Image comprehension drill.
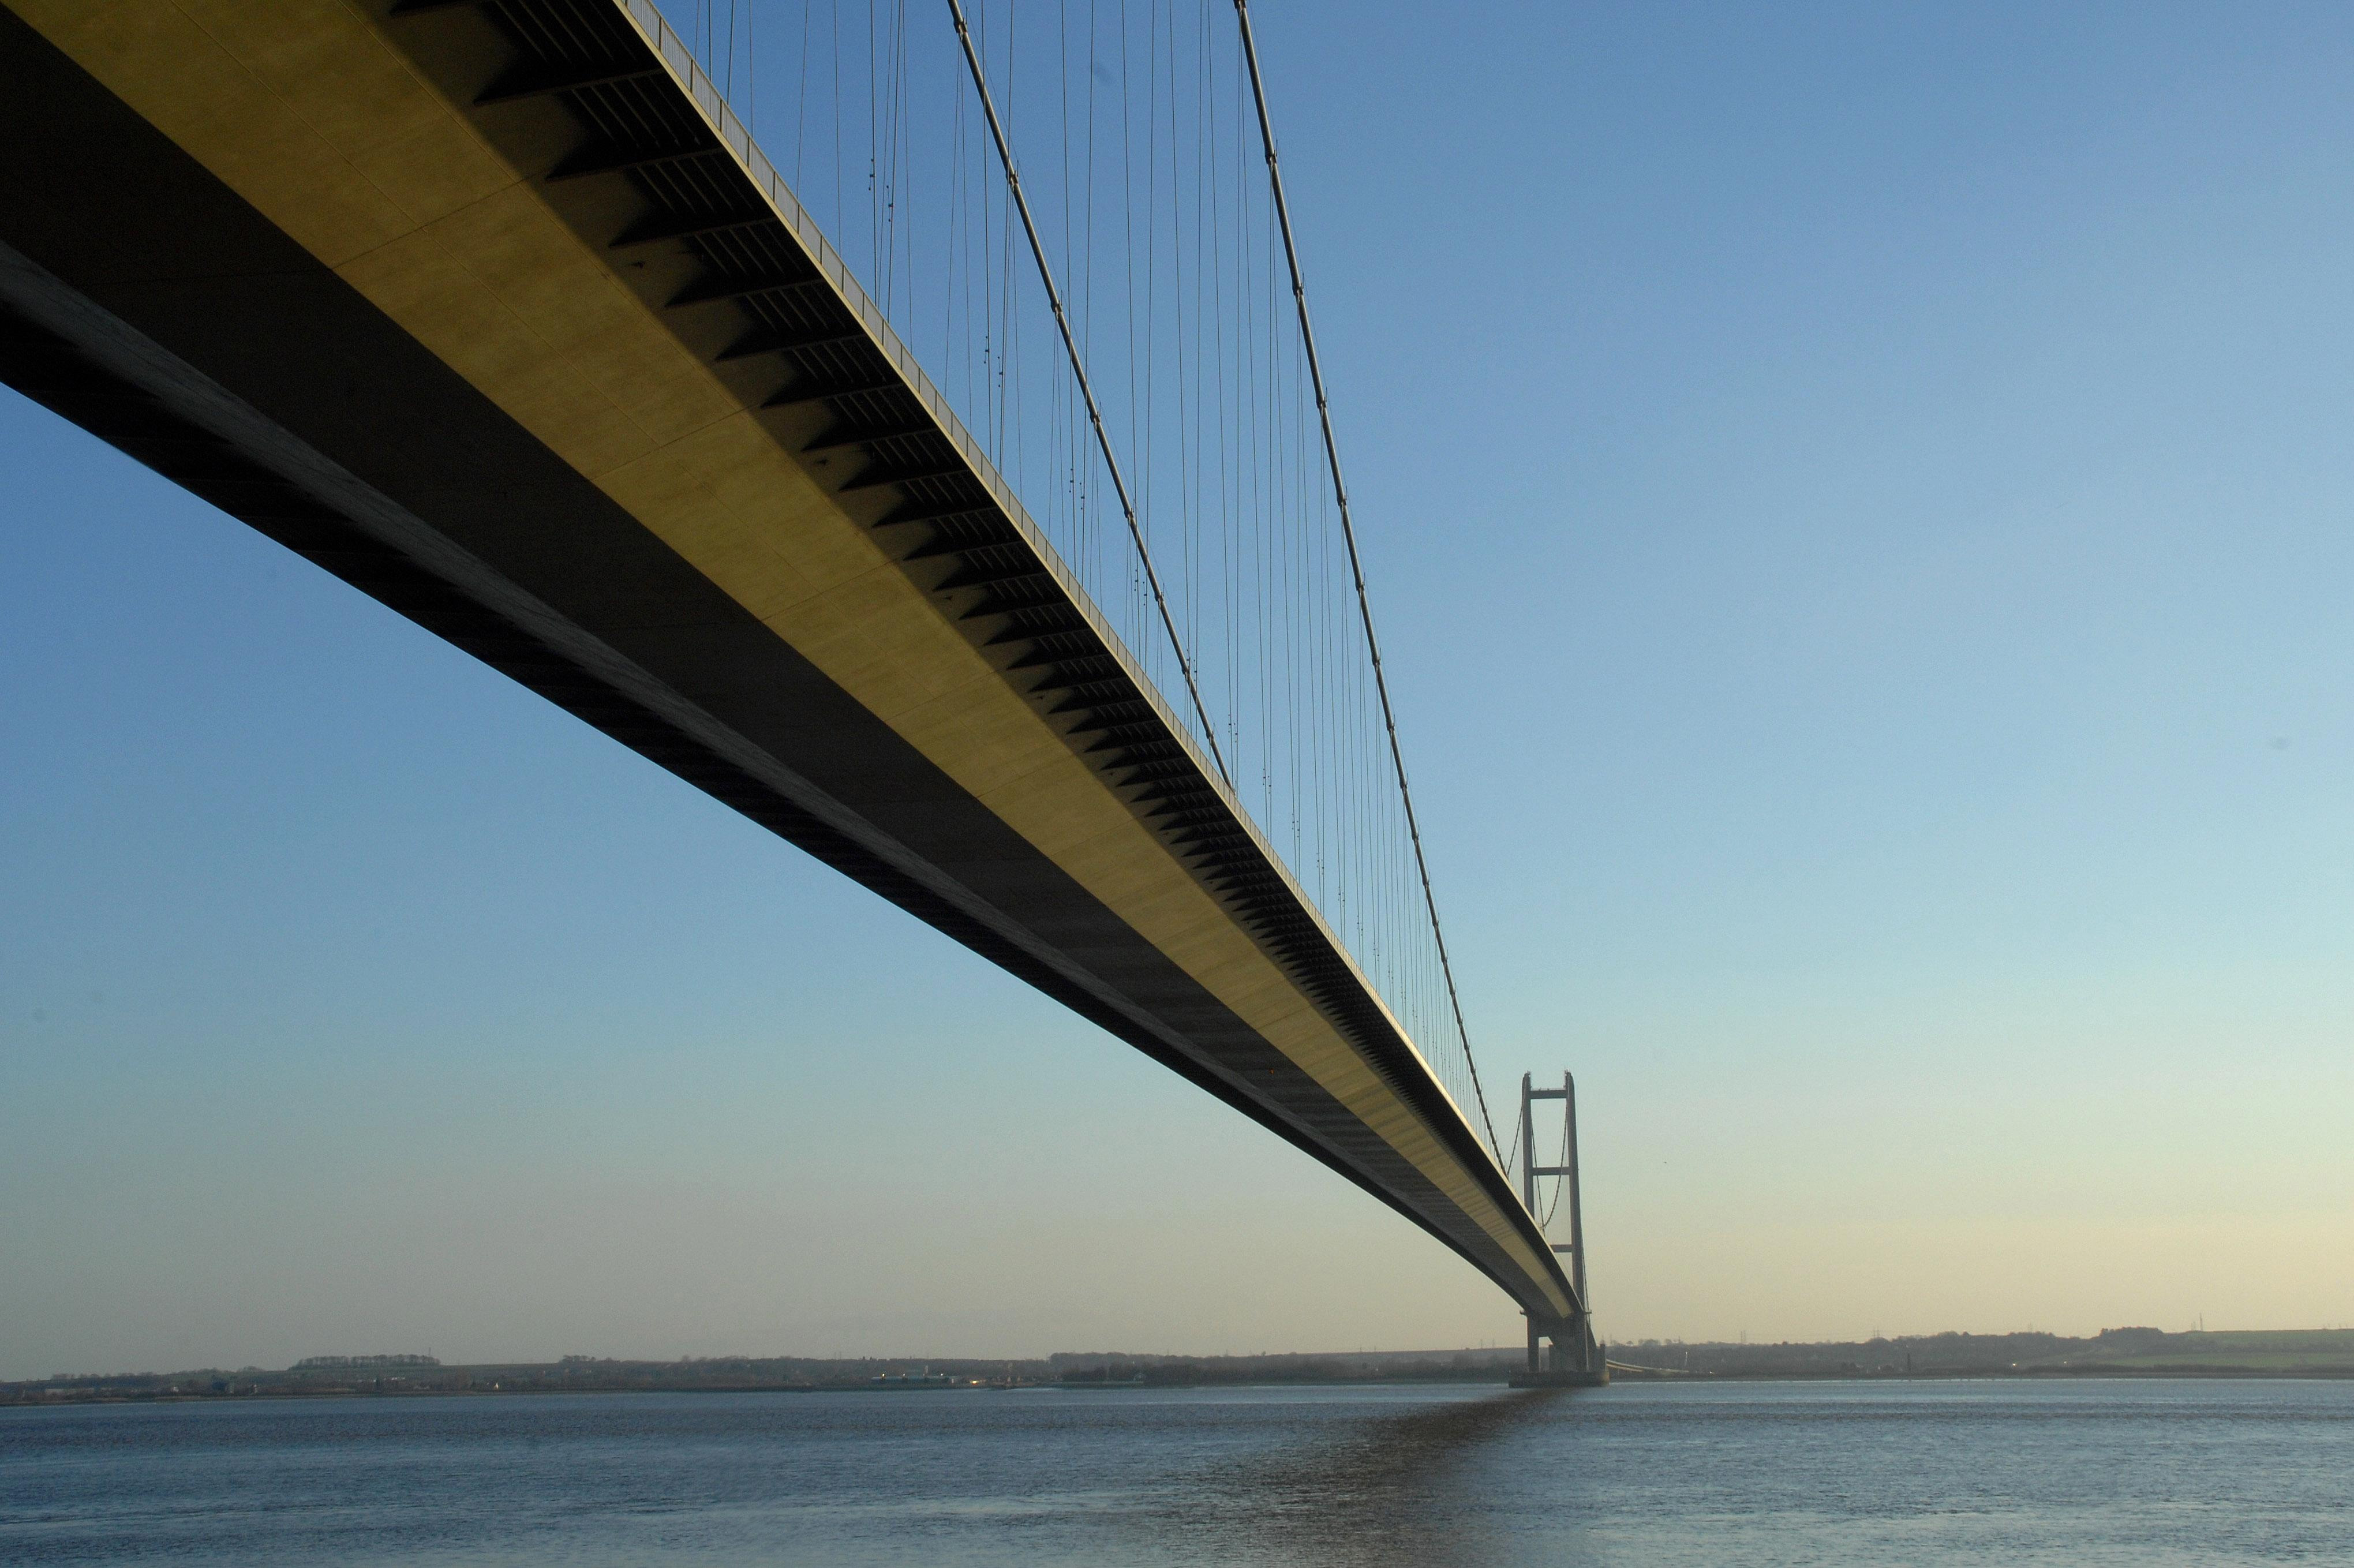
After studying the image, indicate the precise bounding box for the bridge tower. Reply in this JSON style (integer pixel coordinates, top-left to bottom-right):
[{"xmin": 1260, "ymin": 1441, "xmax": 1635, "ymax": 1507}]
[{"xmin": 1513, "ymin": 1072, "xmax": 1607, "ymax": 1388}]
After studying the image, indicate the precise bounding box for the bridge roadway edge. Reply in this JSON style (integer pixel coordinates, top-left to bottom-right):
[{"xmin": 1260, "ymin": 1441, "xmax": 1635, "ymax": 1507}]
[{"xmin": 0, "ymin": 0, "xmax": 1580, "ymax": 1326}]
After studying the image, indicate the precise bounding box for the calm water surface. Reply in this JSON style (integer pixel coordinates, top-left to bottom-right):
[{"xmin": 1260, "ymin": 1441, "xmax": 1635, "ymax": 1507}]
[{"xmin": 3, "ymin": 1379, "xmax": 2348, "ymax": 1565}]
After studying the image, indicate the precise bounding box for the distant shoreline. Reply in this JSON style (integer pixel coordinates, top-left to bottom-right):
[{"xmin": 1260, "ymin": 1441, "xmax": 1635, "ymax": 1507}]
[
  {"xmin": 13, "ymin": 1329, "xmax": 2351, "ymax": 1408},
  {"xmin": 1604, "ymin": 1364, "xmax": 2354, "ymax": 1382},
  {"xmin": 10, "ymin": 1369, "xmax": 2354, "ymax": 1412}
]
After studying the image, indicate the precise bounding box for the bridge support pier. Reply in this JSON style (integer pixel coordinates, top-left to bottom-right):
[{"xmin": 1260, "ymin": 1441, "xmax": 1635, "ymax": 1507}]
[{"xmin": 1517, "ymin": 1312, "xmax": 1605, "ymax": 1387}]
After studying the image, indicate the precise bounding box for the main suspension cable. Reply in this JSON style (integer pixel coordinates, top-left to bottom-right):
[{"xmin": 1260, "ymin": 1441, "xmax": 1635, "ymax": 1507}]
[
  {"xmin": 1230, "ymin": 0, "xmax": 1502, "ymax": 1163},
  {"xmin": 945, "ymin": 0, "xmax": 1232, "ymax": 787}
]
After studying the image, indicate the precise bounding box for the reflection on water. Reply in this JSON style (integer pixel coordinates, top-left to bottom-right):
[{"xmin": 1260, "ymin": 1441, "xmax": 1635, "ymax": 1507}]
[
  {"xmin": 1188, "ymin": 1388, "xmax": 1567, "ymax": 1568},
  {"xmin": 3, "ymin": 1379, "xmax": 2349, "ymax": 1565}
]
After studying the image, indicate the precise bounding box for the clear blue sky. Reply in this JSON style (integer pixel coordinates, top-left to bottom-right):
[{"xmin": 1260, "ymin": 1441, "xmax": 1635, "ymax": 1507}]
[{"xmin": 4, "ymin": 2, "xmax": 2351, "ymax": 1379}]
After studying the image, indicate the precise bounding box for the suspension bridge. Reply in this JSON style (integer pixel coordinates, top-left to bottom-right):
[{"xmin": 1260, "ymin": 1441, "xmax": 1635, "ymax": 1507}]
[{"xmin": 0, "ymin": 0, "xmax": 1599, "ymax": 1379}]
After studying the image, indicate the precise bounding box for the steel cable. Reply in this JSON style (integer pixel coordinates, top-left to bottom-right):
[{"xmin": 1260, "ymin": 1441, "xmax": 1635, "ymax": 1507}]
[
  {"xmin": 946, "ymin": 0, "xmax": 1233, "ymax": 785},
  {"xmin": 1229, "ymin": 0, "xmax": 1503, "ymax": 1164}
]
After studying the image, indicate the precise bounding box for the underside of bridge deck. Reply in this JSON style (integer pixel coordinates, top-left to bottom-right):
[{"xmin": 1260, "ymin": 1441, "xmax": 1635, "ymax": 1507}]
[{"xmin": 0, "ymin": 0, "xmax": 1579, "ymax": 1323}]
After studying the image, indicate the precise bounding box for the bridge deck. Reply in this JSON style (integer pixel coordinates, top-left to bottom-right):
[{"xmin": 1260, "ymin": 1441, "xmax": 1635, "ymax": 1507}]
[{"xmin": 0, "ymin": 0, "xmax": 1578, "ymax": 1324}]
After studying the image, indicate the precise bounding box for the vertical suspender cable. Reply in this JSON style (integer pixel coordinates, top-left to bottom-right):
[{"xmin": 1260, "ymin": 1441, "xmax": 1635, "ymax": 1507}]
[
  {"xmin": 1230, "ymin": 0, "xmax": 1503, "ymax": 1164},
  {"xmin": 946, "ymin": 0, "xmax": 1233, "ymax": 788}
]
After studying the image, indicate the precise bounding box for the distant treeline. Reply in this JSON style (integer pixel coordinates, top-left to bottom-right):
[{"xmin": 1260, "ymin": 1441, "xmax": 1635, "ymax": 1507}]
[
  {"xmin": 1607, "ymin": 1327, "xmax": 2354, "ymax": 1380},
  {"xmin": 12, "ymin": 1327, "xmax": 2351, "ymax": 1405},
  {"xmin": 1, "ymin": 1348, "xmax": 1525, "ymax": 1405},
  {"xmin": 2, "ymin": 1356, "xmax": 1049, "ymax": 1404},
  {"xmin": 1046, "ymin": 1348, "xmax": 1524, "ymax": 1386}
]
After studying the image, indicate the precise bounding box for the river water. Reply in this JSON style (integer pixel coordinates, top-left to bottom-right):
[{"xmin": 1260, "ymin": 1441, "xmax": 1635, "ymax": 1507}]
[{"xmin": 2, "ymin": 1379, "xmax": 2348, "ymax": 1565}]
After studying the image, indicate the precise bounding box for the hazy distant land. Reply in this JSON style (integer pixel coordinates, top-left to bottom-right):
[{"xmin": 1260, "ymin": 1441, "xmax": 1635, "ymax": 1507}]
[
  {"xmin": 1603, "ymin": 1326, "xmax": 2354, "ymax": 1380},
  {"xmin": 8, "ymin": 1327, "xmax": 2352, "ymax": 1406}
]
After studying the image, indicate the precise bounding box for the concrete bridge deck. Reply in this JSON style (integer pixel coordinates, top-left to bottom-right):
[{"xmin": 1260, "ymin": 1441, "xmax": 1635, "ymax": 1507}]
[{"xmin": 0, "ymin": 0, "xmax": 1580, "ymax": 1327}]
